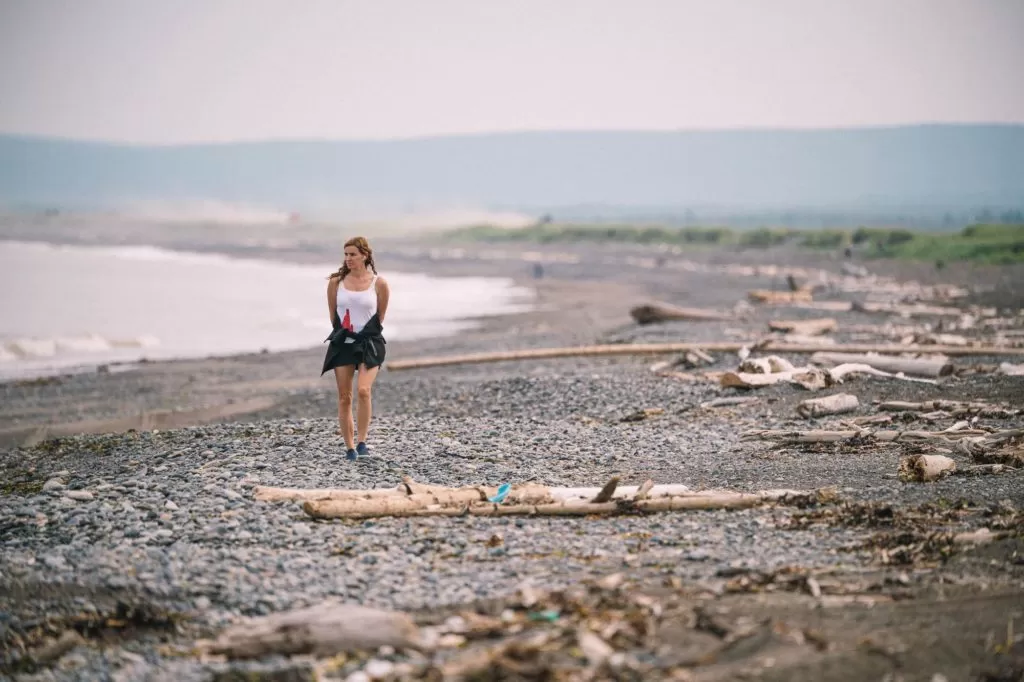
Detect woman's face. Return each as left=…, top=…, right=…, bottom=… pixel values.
left=344, top=246, right=365, bottom=270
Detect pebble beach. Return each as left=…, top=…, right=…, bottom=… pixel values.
left=2, top=231, right=1023, bottom=681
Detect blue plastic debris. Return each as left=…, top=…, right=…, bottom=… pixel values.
left=489, top=482, right=511, bottom=504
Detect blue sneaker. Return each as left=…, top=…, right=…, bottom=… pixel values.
left=345, top=448, right=358, bottom=461
left=356, top=442, right=370, bottom=457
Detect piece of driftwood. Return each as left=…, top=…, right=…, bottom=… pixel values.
left=590, top=476, right=620, bottom=503
left=852, top=301, right=962, bottom=317
left=200, top=602, right=422, bottom=659
left=878, top=400, right=1020, bottom=418
left=796, top=393, right=860, bottom=418
left=768, top=318, right=838, bottom=336
left=748, top=289, right=814, bottom=304
left=721, top=366, right=831, bottom=391
left=810, top=351, right=954, bottom=378
left=999, top=362, right=1024, bottom=376
left=257, top=478, right=696, bottom=505
left=738, top=355, right=796, bottom=374
left=385, top=342, right=1024, bottom=371
left=297, top=479, right=830, bottom=520
left=898, top=454, right=957, bottom=482
left=629, top=302, right=733, bottom=325
left=722, top=361, right=938, bottom=391
left=778, top=333, right=837, bottom=346
left=744, top=428, right=990, bottom=444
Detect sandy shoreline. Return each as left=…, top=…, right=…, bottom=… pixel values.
left=2, top=231, right=1023, bottom=680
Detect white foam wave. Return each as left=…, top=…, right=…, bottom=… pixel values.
left=3, top=335, right=160, bottom=359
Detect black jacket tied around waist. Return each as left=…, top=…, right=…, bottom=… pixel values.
left=321, top=312, right=386, bottom=374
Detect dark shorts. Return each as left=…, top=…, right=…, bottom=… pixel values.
left=322, top=340, right=386, bottom=372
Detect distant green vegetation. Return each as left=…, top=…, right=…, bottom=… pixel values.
left=448, top=222, right=1024, bottom=265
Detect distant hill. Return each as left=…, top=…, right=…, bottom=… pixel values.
left=1, top=125, right=1022, bottom=217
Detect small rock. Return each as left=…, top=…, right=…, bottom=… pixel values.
left=364, top=659, right=394, bottom=679
left=43, top=479, right=66, bottom=492
left=65, top=490, right=94, bottom=502
left=164, top=500, right=179, bottom=511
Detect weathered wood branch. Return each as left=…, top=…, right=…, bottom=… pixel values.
left=810, top=352, right=954, bottom=377
left=629, top=302, right=734, bottom=324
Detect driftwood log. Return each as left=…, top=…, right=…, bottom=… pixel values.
left=878, top=400, right=1021, bottom=418
left=261, top=477, right=834, bottom=520
left=796, top=393, right=860, bottom=418
left=301, top=488, right=828, bottom=519
left=744, top=428, right=993, bottom=445
left=254, top=477, right=694, bottom=505
left=200, top=602, right=422, bottom=659
left=629, top=302, right=733, bottom=324
left=810, top=351, right=954, bottom=378
left=768, top=318, right=838, bottom=336
left=721, top=362, right=937, bottom=391
left=385, top=342, right=1024, bottom=371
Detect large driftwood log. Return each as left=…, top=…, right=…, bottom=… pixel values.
left=296, top=481, right=831, bottom=520
left=629, top=302, right=733, bottom=324
left=796, top=393, right=860, bottom=418
left=386, top=342, right=1024, bottom=371
left=256, top=479, right=695, bottom=505
left=201, top=602, right=422, bottom=659
left=768, top=318, right=838, bottom=336
left=810, top=351, right=954, bottom=378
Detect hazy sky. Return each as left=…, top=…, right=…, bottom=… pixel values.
left=1, top=0, right=1022, bottom=144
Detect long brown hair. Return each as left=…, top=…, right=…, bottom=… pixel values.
left=328, top=236, right=377, bottom=280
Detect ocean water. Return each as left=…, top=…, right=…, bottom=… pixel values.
left=0, top=240, right=535, bottom=380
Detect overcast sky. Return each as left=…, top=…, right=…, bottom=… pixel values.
left=1, top=0, right=1022, bottom=144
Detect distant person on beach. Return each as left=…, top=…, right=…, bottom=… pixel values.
left=321, top=236, right=390, bottom=460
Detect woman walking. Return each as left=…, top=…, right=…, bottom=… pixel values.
left=321, top=236, right=390, bottom=460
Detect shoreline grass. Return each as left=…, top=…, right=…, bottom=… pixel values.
left=447, top=222, right=1024, bottom=265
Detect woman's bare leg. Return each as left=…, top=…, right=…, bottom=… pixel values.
left=356, top=363, right=380, bottom=444
left=333, top=365, right=356, bottom=448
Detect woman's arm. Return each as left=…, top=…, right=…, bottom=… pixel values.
left=327, top=276, right=339, bottom=326
left=375, top=276, right=390, bottom=324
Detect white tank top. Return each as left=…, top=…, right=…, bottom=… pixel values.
left=336, top=274, right=378, bottom=343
